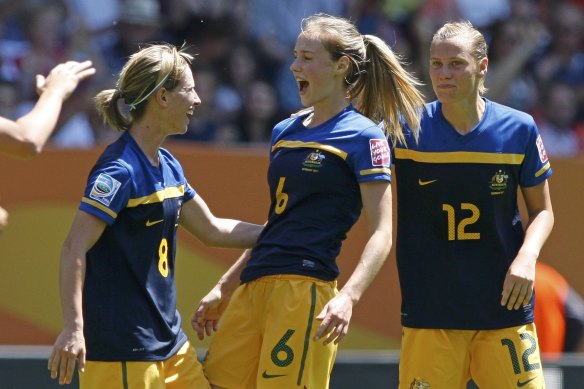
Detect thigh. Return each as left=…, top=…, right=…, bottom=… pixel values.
left=399, top=327, right=472, bottom=389
left=164, top=341, right=210, bottom=389
left=471, top=324, right=545, bottom=389
left=257, top=277, right=338, bottom=389
left=204, top=283, right=262, bottom=389
left=80, top=360, right=163, bottom=389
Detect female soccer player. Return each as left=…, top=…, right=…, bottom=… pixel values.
left=192, top=13, right=425, bottom=389
left=392, top=21, right=554, bottom=388
left=48, top=43, right=263, bottom=388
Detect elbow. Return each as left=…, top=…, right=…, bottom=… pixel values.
left=16, top=139, right=43, bottom=159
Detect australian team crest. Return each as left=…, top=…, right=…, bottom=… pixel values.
left=489, top=169, right=509, bottom=195
left=302, top=149, right=326, bottom=172
left=410, top=378, right=431, bottom=388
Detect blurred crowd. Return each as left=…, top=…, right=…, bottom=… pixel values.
left=0, top=0, right=583, bottom=155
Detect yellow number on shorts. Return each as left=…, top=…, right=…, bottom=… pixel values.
left=275, top=177, right=288, bottom=214
left=501, top=333, right=540, bottom=374
left=271, top=329, right=295, bottom=367
left=441, top=203, right=480, bottom=241
left=158, top=238, right=169, bottom=277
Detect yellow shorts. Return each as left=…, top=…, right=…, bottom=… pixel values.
left=399, top=323, right=545, bottom=389
left=204, top=275, right=338, bottom=389
left=79, top=341, right=209, bottom=389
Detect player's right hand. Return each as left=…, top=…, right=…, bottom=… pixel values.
left=48, top=328, right=86, bottom=385
left=37, top=60, right=96, bottom=100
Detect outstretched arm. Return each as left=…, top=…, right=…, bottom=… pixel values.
left=0, top=60, right=96, bottom=159
left=313, top=181, right=393, bottom=345
left=180, top=194, right=263, bottom=248
left=501, top=180, right=554, bottom=310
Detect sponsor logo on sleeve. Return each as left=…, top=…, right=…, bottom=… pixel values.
left=370, top=139, right=390, bottom=167
left=89, top=173, right=121, bottom=206
left=536, top=135, right=548, bottom=163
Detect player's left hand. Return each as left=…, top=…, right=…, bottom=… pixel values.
left=313, top=292, right=353, bottom=345
left=501, top=253, right=537, bottom=310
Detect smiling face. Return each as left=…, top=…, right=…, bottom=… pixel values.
left=429, top=36, right=487, bottom=106
left=164, top=66, right=201, bottom=135
left=289, top=33, right=346, bottom=110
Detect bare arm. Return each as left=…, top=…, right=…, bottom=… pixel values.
left=48, top=211, right=106, bottom=385
left=501, top=180, right=554, bottom=309
left=180, top=194, right=263, bottom=248
left=0, top=60, right=96, bottom=159
left=313, top=181, right=393, bottom=345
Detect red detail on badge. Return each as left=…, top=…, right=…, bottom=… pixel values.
left=536, top=135, right=548, bottom=163
left=370, top=139, right=390, bottom=166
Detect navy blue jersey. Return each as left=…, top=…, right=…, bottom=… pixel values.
left=392, top=99, right=552, bottom=330
left=241, top=105, right=391, bottom=283
left=79, top=132, right=196, bottom=361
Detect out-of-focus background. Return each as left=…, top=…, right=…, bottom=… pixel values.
left=1, top=0, right=583, bottom=388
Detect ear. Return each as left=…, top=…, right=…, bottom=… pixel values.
left=479, top=57, right=488, bottom=76
left=336, top=55, right=350, bottom=76
left=155, top=88, right=168, bottom=106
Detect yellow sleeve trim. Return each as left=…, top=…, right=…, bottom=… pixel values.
left=535, top=162, right=551, bottom=178
left=360, top=167, right=391, bottom=176
left=81, top=198, right=118, bottom=219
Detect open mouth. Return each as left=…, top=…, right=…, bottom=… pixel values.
left=186, top=107, right=194, bottom=117
left=297, top=80, right=309, bottom=93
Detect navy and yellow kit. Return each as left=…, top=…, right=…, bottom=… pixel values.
left=393, top=99, right=552, bottom=330
left=79, top=132, right=196, bottom=361
left=241, top=105, right=392, bottom=283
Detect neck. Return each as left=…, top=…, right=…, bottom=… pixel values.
left=129, top=126, right=164, bottom=166
left=441, top=97, right=486, bottom=135
left=304, top=98, right=350, bottom=128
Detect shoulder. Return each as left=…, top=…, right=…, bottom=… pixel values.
left=486, top=99, right=536, bottom=127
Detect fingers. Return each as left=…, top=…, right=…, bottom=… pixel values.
left=48, top=348, right=58, bottom=379
left=35, top=75, right=46, bottom=93
left=313, top=310, right=348, bottom=345
left=501, top=279, right=532, bottom=310
left=78, top=347, right=86, bottom=373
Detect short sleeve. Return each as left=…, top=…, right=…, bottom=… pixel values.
left=349, top=125, right=392, bottom=184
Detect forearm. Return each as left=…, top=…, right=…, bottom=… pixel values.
left=203, top=219, right=263, bottom=248
left=15, top=90, right=66, bottom=156
left=59, top=245, right=86, bottom=331
left=339, top=229, right=391, bottom=304
left=216, top=249, right=252, bottom=294
left=519, top=209, right=554, bottom=260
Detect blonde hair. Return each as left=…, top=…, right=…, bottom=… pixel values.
left=95, top=43, right=194, bottom=132
left=431, top=20, right=488, bottom=95
left=301, top=13, right=425, bottom=144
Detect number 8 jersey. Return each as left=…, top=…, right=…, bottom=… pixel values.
left=78, top=132, right=196, bottom=361
left=392, top=99, right=552, bottom=329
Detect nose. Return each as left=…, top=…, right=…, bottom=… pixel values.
left=193, top=90, right=202, bottom=106
left=289, top=58, right=300, bottom=73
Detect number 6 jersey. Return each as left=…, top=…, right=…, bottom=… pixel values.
left=392, top=99, right=552, bottom=330
left=241, top=105, right=391, bottom=283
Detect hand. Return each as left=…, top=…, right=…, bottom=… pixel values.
left=191, top=286, right=231, bottom=340
left=0, top=206, right=8, bottom=232
left=313, top=292, right=353, bottom=345
left=501, top=253, right=536, bottom=310
left=37, top=60, right=96, bottom=100
left=48, top=329, right=86, bottom=385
